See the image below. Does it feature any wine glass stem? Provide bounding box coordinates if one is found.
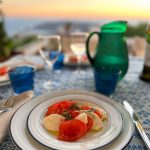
[50,67,54,82]
[77,55,82,73]
[46,65,54,82]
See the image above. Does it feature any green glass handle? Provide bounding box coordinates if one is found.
[86,32,100,65]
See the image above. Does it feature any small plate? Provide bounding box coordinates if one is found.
[64,53,90,67]
[0,74,10,87]
[27,94,122,150]
[0,74,9,82]
[10,90,134,150]
[0,80,10,87]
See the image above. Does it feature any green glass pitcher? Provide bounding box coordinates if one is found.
[86,21,129,80]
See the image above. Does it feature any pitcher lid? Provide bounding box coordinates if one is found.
[101,20,127,33]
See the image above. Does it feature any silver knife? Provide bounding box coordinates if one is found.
[0,108,9,114]
[123,101,150,150]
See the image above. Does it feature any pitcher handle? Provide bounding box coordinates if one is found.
[86,32,100,65]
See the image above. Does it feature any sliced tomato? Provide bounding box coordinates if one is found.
[59,100,76,110]
[0,66,8,76]
[45,100,76,116]
[81,105,91,110]
[58,119,87,141]
[70,111,80,118]
[94,109,103,119]
[86,116,93,132]
[45,103,62,116]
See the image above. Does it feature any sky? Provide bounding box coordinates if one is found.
[1,0,150,20]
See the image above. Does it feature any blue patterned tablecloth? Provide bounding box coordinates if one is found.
[0,57,150,150]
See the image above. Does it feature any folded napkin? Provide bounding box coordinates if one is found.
[0,90,34,143]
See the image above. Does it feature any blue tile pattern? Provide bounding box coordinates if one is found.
[0,57,150,150]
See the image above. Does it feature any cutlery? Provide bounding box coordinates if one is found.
[0,96,15,114]
[123,101,150,150]
[0,90,34,114]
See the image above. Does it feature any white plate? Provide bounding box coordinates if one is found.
[10,90,134,150]
[0,79,10,87]
[0,70,10,86]
[27,95,122,150]
[64,53,90,67]
[0,74,9,82]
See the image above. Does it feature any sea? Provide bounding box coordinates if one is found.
[4,17,53,37]
[3,17,147,37]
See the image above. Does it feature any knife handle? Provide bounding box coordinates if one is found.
[135,121,150,150]
[0,109,7,114]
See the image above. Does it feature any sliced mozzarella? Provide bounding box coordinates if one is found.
[93,107,108,121]
[88,112,103,130]
[80,106,107,121]
[42,114,65,131]
[75,113,88,124]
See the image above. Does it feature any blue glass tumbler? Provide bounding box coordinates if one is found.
[49,51,64,70]
[8,66,35,94]
[94,67,121,96]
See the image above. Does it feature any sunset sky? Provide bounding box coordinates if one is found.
[1,0,150,20]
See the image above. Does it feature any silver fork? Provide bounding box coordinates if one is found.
[0,96,16,114]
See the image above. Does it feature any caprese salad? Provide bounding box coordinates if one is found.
[42,100,107,142]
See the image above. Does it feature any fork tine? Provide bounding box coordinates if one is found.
[3,96,15,108]
[3,97,12,106]
[3,97,10,106]
[6,96,15,107]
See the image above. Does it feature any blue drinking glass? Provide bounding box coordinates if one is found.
[8,66,35,94]
[49,51,64,70]
[94,67,121,96]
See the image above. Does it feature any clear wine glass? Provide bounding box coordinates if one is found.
[70,32,88,75]
[38,35,61,89]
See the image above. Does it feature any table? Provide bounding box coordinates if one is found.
[0,57,150,150]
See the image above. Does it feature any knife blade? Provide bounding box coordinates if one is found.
[123,101,150,150]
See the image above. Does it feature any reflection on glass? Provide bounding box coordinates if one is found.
[38,35,61,89]
[70,32,88,75]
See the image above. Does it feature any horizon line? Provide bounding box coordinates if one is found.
[3,15,150,21]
